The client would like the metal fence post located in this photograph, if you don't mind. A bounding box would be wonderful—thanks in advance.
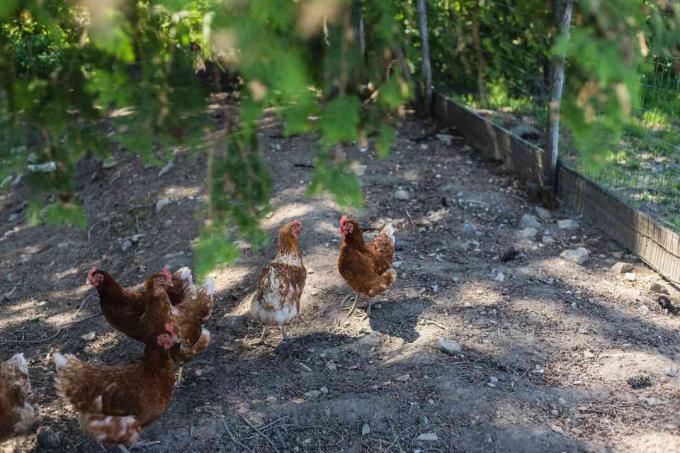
[417,0,432,112]
[543,0,573,207]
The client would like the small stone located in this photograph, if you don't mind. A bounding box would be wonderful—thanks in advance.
[156,198,172,212]
[303,390,321,400]
[624,272,637,281]
[102,157,117,169]
[582,350,595,359]
[158,161,175,177]
[319,386,329,394]
[517,227,538,241]
[650,282,670,295]
[493,271,505,282]
[121,240,133,252]
[560,247,589,265]
[489,376,499,385]
[542,235,555,245]
[130,233,145,243]
[558,397,567,405]
[431,284,439,294]
[639,305,650,315]
[81,332,96,341]
[37,426,62,449]
[361,423,371,436]
[611,262,634,273]
[436,134,454,145]
[557,219,579,230]
[437,339,462,355]
[666,367,678,378]
[520,214,541,229]
[611,251,624,259]
[394,189,410,201]
[534,206,552,220]
[550,424,564,435]
[417,432,439,442]
[396,374,411,382]
[8,213,19,222]
[326,361,337,371]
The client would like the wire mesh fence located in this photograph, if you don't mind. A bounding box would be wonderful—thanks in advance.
[408,0,680,232]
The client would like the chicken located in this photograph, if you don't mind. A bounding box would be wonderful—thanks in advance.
[87,266,195,342]
[250,220,306,343]
[138,271,214,363]
[0,354,35,442]
[53,329,178,446]
[337,216,396,319]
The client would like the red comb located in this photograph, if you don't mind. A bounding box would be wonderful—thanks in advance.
[87,266,97,279]
[161,267,172,281]
[164,323,175,334]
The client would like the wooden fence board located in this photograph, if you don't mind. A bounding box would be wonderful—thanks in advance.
[431,91,680,287]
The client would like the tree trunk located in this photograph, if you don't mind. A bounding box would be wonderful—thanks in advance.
[416,0,432,112]
[543,0,573,207]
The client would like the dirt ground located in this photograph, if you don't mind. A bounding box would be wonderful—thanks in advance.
[1,111,679,453]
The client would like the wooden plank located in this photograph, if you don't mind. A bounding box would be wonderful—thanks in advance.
[431,91,680,286]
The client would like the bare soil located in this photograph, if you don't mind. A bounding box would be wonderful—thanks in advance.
[1,111,679,453]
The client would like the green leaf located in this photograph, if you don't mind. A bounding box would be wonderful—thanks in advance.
[43,202,88,229]
[375,124,395,158]
[319,96,360,146]
[308,156,364,208]
[192,233,239,281]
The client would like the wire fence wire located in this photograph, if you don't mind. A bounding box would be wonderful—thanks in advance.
[418,0,680,232]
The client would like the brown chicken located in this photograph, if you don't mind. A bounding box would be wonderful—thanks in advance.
[0,354,35,442]
[250,220,306,343]
[87,266,194,342]
[53,328,178,446]
[337,216,396,319]
[138,271,214,362]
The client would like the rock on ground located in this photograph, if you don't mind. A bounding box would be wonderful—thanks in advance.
[560,247,590,265]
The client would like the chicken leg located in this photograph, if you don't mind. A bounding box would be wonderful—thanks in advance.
[281,326,287,341]
[340,293,359,317]
[360,299,373,321]
[253,326,268,345]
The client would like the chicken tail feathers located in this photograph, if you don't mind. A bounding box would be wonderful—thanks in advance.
[367,269,397,297]
[380,223,395,246]
[80,413,141,445]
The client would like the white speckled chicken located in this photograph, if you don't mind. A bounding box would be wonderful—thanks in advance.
[250,220,306,343]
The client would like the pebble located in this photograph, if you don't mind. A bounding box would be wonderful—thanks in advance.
[542,235,555,244]
[560,247,589,265]
[102,157,117,169]
[130,233,145,243]
[557,219,579,230]
[550,424,564,435]
[639,305,650,315]
[156,198,172,212]
[417,432,439,442]
[81,332,96,341]
[319,386,329,394]
[158,161,175,177]
[462,223,477,236]
[396,374,411,382]
[558,397,567,405]
[517,227,538,240]
[8,213,19,222]
[667,368,678,378]
[437,339,462,355]
[493,271,505,282]
[326,361,337,372]
[394,189,410,201]
[436,134,454,145]
[611,262,633,273]
[361,423,371,436]
[303,390,321,400]
[611,251,624,259]
[534,206,552,220]
[121,239,133,252]
[520,214,542,229]
[624,272,637,281]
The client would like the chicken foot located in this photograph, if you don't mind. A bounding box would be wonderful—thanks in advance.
[252,326,268,345]
[339,293,359,317]
[360,300,373,321]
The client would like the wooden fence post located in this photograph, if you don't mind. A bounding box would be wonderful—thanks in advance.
[543,0,573,207]
[417,0,432,112]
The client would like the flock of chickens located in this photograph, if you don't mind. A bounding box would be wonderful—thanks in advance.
[0,215,397,448]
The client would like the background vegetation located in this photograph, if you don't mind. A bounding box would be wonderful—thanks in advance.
[1,0,679,277]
